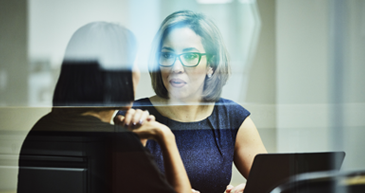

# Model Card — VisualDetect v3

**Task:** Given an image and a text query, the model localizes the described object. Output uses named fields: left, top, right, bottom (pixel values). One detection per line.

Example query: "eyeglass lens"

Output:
left=159, top=52, right=201, bottom=67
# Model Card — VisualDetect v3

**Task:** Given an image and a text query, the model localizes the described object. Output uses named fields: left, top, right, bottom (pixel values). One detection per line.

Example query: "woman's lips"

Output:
left=169, top=79, right=186, bottom=88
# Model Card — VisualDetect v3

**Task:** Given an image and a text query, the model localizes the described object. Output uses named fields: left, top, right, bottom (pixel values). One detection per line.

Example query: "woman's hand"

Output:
left=113, top=109, right=155, bottom=145
left=114, top=109, right=155, bottom=130
left=225, top=183, right=246, bottom=193
left=114, top=109, right=175, bottom=146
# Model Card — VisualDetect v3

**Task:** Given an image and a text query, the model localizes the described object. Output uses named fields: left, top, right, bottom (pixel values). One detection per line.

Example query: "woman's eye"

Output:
left=184, top=53, right=198, bottom=60
left=162, top=52, right=174, bottom=59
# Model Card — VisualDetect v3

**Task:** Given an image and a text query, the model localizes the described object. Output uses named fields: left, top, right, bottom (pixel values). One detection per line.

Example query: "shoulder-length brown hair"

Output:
left=149, top=10, right=230, bottom=102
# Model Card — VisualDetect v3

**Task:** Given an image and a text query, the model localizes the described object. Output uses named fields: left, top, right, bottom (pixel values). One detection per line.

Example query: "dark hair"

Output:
left=53, top=61, right=133, bottom=107
left=52, top=22, right=136, bottom=112
left=149, top=10, right=230, bottom=102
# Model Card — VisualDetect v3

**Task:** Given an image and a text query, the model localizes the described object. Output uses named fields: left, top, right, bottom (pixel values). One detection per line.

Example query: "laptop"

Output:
left=243, top=151, right=346, bottom=193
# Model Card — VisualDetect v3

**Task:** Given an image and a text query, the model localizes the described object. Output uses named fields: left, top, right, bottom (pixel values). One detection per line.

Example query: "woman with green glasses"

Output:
left=117, top=10, right=267, bottom=193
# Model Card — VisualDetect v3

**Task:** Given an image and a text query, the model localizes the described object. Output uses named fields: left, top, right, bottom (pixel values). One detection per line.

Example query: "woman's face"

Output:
left=159, top=27, right=210, bottom=102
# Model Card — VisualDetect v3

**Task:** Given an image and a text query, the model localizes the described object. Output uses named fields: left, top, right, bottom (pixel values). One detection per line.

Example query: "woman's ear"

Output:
left=207, top=67, right=213, bottom=78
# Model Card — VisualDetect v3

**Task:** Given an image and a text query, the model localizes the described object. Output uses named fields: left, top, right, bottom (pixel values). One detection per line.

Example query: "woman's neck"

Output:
left=150, top=95, right=215, bottom=122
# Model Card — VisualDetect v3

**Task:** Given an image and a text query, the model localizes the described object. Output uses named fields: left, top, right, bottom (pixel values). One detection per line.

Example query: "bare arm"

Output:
left=226, top=116, right=267, bottom=193
left=233, top=116, right=267, bottom=178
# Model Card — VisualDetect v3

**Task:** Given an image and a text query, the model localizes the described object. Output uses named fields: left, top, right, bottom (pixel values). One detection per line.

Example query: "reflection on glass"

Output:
left=2, top=1, right=263, bottom=192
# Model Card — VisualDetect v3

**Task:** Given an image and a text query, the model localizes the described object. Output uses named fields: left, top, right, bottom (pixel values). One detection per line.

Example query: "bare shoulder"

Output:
left=149, top=95, right=166, bottom=106
left=149, top=95, right=158, bottom=102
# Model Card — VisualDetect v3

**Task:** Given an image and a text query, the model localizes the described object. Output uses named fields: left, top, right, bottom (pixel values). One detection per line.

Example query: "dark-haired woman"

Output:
left=17, top=22, right=191, bottom=193
left=116, top=10, right=267, bottom=193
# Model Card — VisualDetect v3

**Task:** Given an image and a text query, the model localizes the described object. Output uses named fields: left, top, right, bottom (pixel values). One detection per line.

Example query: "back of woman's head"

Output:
left=53, top=22, right=136, bottom=108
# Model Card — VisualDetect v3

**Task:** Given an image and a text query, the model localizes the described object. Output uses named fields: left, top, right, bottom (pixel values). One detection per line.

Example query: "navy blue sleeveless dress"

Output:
left=120, top=98, right=250, bottom=193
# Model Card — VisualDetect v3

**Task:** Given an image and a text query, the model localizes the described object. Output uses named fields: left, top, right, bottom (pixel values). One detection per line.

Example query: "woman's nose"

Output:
left=171, top=58, right=184, bottom=73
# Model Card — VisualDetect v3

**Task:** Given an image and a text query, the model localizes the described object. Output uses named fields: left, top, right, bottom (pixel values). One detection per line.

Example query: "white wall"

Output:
left=276, top=0, right=365, bottom=171
left=339, top=0, right=365, bottom=171
left=28, top=0, right=130, bottom=65
left=276, top=0, right=332, bottom=151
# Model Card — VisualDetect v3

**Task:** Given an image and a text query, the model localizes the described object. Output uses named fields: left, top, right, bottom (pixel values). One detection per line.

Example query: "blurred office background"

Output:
left=0, top=0, right=364, bottom=192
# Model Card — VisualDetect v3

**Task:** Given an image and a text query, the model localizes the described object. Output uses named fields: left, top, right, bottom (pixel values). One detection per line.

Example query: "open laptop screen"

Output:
left=243, top=151, right=345, bottom=193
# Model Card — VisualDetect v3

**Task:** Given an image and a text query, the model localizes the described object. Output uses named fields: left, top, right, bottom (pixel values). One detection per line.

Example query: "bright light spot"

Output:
left=239, top=0, right=255, bottom=4
left=196, top=0, right=233, bottom=4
